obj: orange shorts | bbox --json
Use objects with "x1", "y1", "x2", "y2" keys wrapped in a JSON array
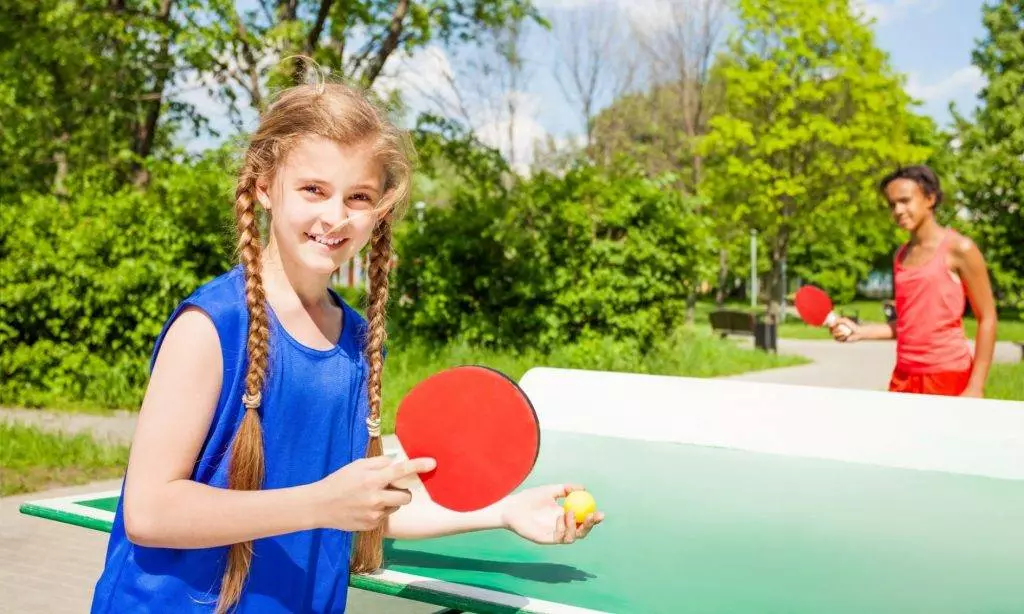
[{"x1": 888, "y1": 368, "x2": 972, "y2": 396}]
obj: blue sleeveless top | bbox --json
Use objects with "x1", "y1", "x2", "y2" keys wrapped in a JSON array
[{"x1": 91, "y1": 266, "x2": 372, "y2": 613}]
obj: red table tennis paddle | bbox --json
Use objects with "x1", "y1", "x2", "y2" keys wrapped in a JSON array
[
  {"x1": 392, "y1": 366, "x2": 540, "y2": 512},
  {"x1": 794, "y1": 285, "x2": 851, "y2": 337}
]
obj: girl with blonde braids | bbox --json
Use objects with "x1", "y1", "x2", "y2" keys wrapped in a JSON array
[{"x1": 91, "y1": 80, "x2": 602, "y2": 614}]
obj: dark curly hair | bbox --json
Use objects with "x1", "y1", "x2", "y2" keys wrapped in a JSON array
[{"x1": 879, "y1": 165, "x2": 944, "y2": 207}]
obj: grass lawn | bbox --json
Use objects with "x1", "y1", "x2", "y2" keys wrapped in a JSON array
[
  {"x1": 0, "y1": 423, "x2": 129, "y2": 496},
  {"x1": 377, "y1": 328, "x2": 806, "y2": 433},
  {"x1": 695, "y1": 300, "x2": 1024, "y2": 343},
  {"x1": 988, "y1": 362, "x2": 1024, "y2": 402}
]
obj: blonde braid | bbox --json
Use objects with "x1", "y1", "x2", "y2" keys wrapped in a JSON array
[
  {"x1": 216, "y1": 168, "x2": 270, "y2": 614},
  {"x1": 350, "y1": 218, "x2": 393, "y2": 573}
]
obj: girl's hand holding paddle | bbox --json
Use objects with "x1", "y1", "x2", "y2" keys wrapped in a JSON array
[
  {"x1": 500, "y1": 484, "x2": 604, "y2": 545},
  {"x1": 313, "y1": 456, "x2": 436, "y2": 532}
]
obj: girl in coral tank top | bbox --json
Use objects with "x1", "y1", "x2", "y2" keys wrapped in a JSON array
[{"x1": 830, "y1": 165, "x2": 998, "y2": 398}]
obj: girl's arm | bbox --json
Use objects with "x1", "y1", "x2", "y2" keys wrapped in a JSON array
[
  {"x1": 830, "y1": 318, "x2": 896, "y2": 342},
  {"x1": 385, "y1": 482, "x2": 602, "y2": 544},
  {"x1": 952, "y1": 237, "x2": 998, "y2": 397},
  {"x1": 123, "y1": 307, "x2": 429, "y2": 549},
  {"x1": 123, "y1": 307, "x2": 318, "y2": 547},
  {"x1": 383, "y1": 489, "x2": 505, "y2": 540}
]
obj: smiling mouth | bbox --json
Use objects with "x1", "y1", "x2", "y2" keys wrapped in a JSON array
[{"x1": 305, "y1": 233, "x2": 349, "y2": 250}]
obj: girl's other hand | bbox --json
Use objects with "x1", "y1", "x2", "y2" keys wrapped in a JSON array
[{"x1": 500, "y1": 484, "x2": 604, "y2": 545}]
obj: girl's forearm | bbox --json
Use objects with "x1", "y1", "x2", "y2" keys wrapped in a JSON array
[
  {"x1": 385, "y1": 490, "x2": 505, "y2": 540},
  {"x1": 124, "y1": 479, "x2": 325, "y2": 549}
]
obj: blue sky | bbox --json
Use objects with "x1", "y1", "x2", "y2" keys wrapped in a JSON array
[
  {"x1": 182, "y1": 0, "x2": 991, "y2": 161},
  {"x1": 383, "y1": 0, "x2": 992, "y2": 168},
  {"x1": 864, "y1": 0, "x2": 988, "y2": 126}
]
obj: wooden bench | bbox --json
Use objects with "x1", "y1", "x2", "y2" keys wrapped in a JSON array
[
  {"x1": 709, "y1": 310, "x2": 777, "y2": 352},
  {"x1": 709, "y1": 310, "x2": 757, "y2": 338}
]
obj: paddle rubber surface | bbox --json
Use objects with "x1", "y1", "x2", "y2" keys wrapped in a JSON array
[
  {"x1": 395, "y1": 366, "x2": 540, "y2": 512},
  {"x1": 794, "y1": 285, "x2": 835, "y2": 327}
]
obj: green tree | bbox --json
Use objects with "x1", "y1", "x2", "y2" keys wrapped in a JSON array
[
  {"x1": 0, "y1": 0, "x2": 541, "y2": 195},
  {"x1": 590, "y1": 84, "x2": 698, "y2": 186},
  {"x1": 952, "y1": 0, "x2": 1023, "y2": 310},
  {"x1": 700, "y1": 0, "x2": 934, "y2": 310},
  {"x1": 195, "y1": 0, "x2": 544, "y2": 120},
  {"x1": 588, "y1": 67, "x2": 726, "y2": 309},
  {"x1": 0, "y1": 0, "x2": 208, "y2": 194}
]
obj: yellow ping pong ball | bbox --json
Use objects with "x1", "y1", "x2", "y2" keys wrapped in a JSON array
[{"x1": 563, "y1": 490, "x2": 597, "y2": 525}]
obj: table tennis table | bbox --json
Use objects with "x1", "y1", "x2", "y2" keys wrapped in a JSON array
[{"x1": 20, "y1": 368, "x2": 1024, "y2": 613}]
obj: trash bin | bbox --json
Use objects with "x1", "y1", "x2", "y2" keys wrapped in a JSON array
[{"x1": 754, "y1": 318, "x2": 777, "y2": 353}]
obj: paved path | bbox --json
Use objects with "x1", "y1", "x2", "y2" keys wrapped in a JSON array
[
  {"x1": 1, "y1": 477, "x2": 436, "y2": 614},
  {"x1": 0, "y1": 426, "x2": 421, "y2": 613},
  {"x1": 0, "y1": 408, "x2": 137, "y2": 444},
  {"x1": 0, "y1": 408, "x2": 408, "y2": 449},
  {"x1": 724, "y1": 339, "x2": 1020, "y2": 390},
  {"x1": 1, "y1": 480, "x2": 122, "y2": 613},
  {"x1": 3, "y1": 339, "x2": 1020, "y2": 612}
]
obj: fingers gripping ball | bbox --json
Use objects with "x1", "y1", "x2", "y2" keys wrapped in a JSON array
[{"x1": 562, "y1": 490, "x2": 597, "y2": 525}]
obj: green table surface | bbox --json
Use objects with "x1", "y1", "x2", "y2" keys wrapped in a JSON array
[{"x1": 21, "y1": 430, "x2": 1024, "y2": 613}]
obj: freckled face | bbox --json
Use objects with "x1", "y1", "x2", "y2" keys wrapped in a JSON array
[{"x1": 258, "y1": 136, "x2": 384, "y2": 276}]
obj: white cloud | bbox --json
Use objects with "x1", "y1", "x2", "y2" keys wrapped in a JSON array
[
  {"x1": 171, "y1": 49, "x2": 284, "y2": 153},
  {"x1": 906, "y1": 66, "x2": 985, "y2": 103},
  {"x1": 374, "y1": 45, "x2": 462, "y2": 119},
  {"x1": 534, "y1": 0, "x2": 595, "y2": 8},
  {"x1": 536, "y1": 0, "x2": 686, "y2": 34},
  {"x1": 622, "y1": 0, "x2": 682, "y2": 34},
  {"x1": 171, "y1": 68, "x2": 250, "y2": 154},
  {"x1": 377, "y1": 46, "x2": 550, "y2": 173},
  {"x1": 854, "y1": 0, "x2": 943, "y2": 25},
  {"x1": 474, "y1": 91, "x2": 549, "y2": 173}
]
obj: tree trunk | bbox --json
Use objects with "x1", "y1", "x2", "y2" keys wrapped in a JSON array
[
  {"x1": 52, "y1": 132, "x2": 70, "y2": 197},
  {"x1": 294, "y1": 0, "x2": 336, "y2": 84},
  {"x1": 584, "y1": 101, "x2": 594, "y2": 149},
  {"x1": 131, "y1": 0, "x2": 175, "y2": 187},
  {"x1": 767, "y1": 227, "x2": 790, "y2": 324},
  {"x1": 715, "y1": 247, "x2": 728, "y2": 305},
  {"x1": 360, "y1": 0, "x2": 409, "y2": 87},
  {"x1": 692, "y1": 152, "x2": 703, "y2": 192}
]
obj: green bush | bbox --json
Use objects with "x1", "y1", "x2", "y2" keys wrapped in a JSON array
[
  {"x1": 0, "y1": 154, "x2": 236, "y2": 408},
  {"x1": 394, "y1": 160, "x2": 715, "y2": 350}
]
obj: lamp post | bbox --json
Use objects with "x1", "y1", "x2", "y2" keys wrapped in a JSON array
[
  {"x1": 750, "y1": 229, "x2": 758, "y2": 309},
  {"x1": 414, "y1": 201, "x2": 425, "y2": 233}
]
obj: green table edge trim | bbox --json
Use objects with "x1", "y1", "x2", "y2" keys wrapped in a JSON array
[
  {"x1": 351, "y1": 573, "x2": 529, "y2": 613},
  {"x1": 19, "y1": 502, "x2": 114, "y2": 533},
  {"x1": 19, "y1": 503, "x2": 531, "y2": 613}
]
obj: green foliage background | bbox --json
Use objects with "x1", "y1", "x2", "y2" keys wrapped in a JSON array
[
  {"x1": 1, "y1": 0, "x2": 1020, "y2": 411},
  {"x1": 1, "y1": 154, "x2": 236, "y2": 408},
  {"x1": 394, "y1": 159, "x2": 714, "y2": 350}
]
